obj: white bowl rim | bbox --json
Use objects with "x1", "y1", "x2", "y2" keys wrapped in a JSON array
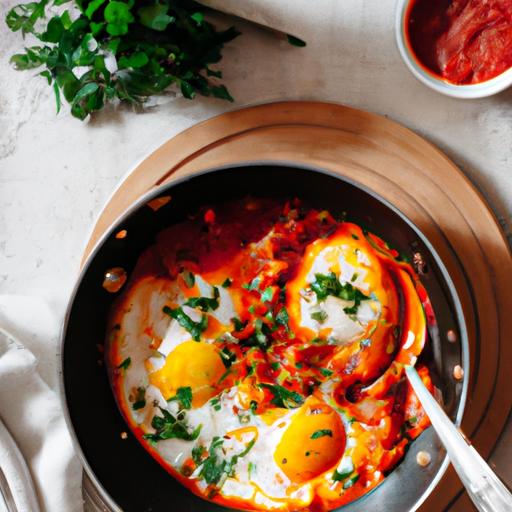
[{"x1": 395, "y1": 0, "x2": 512, "y2": 99}]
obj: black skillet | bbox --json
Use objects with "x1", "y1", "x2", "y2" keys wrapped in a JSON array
[{"x1": 61, "y1": 164, "x2": 468, "y2": 512}]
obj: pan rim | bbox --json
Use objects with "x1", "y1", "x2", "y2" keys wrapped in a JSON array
[{"x1": 59, "y1": 161, "x2": 470, "y2": 512}]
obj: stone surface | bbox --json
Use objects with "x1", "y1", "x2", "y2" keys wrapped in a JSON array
[{"x1": 0, "y1": 0, "x2": 510, "y2": 508}]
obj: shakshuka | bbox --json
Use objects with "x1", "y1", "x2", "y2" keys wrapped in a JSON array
[{"x1": 106, "y1": 198, "x2": 433, "y2": 511}]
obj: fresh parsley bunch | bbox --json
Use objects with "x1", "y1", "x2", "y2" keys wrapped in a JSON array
[{"x1": 5, "y1": 0, "x2": 240, "y2": 119}]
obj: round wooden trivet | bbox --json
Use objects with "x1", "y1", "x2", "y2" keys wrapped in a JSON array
[{"x1": 82, "y1": 101, "x2": 512, "y2": 512}]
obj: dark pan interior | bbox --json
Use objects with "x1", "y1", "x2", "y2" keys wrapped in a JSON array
[{"x1": 62, "y1": 164, "x2": 466, "y2": 512}]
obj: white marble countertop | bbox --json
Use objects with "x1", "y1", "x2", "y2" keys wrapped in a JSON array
[{"x1": 1, "y1": 0, "x2": 511, "y2": 510}]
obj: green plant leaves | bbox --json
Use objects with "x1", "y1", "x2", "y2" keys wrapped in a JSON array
[
  {"x1": 104, "y1": 1, "x2": 133, "y2": 36},
  {"x1": 4, "y1": 0, "x2": 276, "y2": 119}
]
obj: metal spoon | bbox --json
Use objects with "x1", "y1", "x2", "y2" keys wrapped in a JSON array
[{"x1": 405, "y1": 365, "x2": 512, "y2": 512}]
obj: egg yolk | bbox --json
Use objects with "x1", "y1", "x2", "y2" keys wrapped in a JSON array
[
  {"x1": 274, "y1": 400, "x2": 346, "y2": 483},
  {"x1": 149, "y1": 341, "x2": 225, "y2": 407}
]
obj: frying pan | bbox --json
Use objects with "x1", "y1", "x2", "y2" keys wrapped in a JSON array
[{"x1": 61, "y1": 163, "x2": 469, "y2": 512}]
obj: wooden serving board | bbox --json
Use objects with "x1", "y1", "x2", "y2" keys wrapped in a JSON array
[{"x1": 82, "y1": 101, "x2": 512, "y2": 512}]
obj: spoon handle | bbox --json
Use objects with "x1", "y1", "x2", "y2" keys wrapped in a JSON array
[{"x1": 405, "y1": 365, "x2": 512, "y2": 512}]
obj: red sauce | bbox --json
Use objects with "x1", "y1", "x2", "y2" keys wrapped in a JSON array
[{"x1": 407, "y1": 0, "x2": 512, "y2": 84}]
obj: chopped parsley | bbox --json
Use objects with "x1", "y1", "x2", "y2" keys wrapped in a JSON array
[
  {"x1": 276, "y1": 307, "x2": 294, "y2": 337},
  {"x1": 163, "y1": 305, "x2": 208, "y2": 341},
  {"x1": 143, "y1": 407, "x2": 201, "y2": 444},
  {"x1": 117, "y1": 357, "x2": 131, "y2": 370},
  {"x1": 210, "y1": 397, "x2": 222, "y2": 411},
  {"x1": 132, "y1": 387, "x2": 146, "y2": 410},
  {"x1": 232, "y1": 317, "x2": 247, "y2": 332},
  {"x1": 343, "y1": 474, "x2": 360, "y2": 489},
  {"x1": 310, "y1": 272, "x2": 369, "y2": 315},
  {"x1": 310, "y1": 429, "x2": 333, "y2": 439},
  {"x1": 182, "y1": 271, "x2": 195, "y2": 288},
  {"x1": 184, "y1": 286, "x2": 220, "y2": 312},
  {"x1": 311, "y1": 310, "x2": 327, "y2": 323},
  {"x1": 221, "y1": 278, "x2": 232, "y2": 288},
  {"x1": 242, "y1": 276, "x2": 261, "y2": 291},
  {"x1": 260, "y1": 286, "x2": 274, "y2": 303},
  {"x1": 167, "y1": 386, "x2": 193, "y2": 410},
  {"x1": 319, "y1": 367, "x2": 334, "y2": 377},
  {"x1": 259, "y1": 383, "x2": 305, "y2": 409},
  {"x1": 219, "y1": 347, "x2": 236, "y2": 368},
  {"x1": 332, "y1": 469, "x2": 353, "y2": 482},
  {"x1": 197, "y1": 436, "x2": 256, "y2": 487}
]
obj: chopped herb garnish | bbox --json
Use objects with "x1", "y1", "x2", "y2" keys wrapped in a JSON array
[
  {"x1": 343, "y1": 474, "x2": 360, "y2": 489},
  {"x1": 248, "y1": 461, "x2": 256, "y2": 478},
  {"x1": 210, "y1": 397, "x2": 222, "y2": 411},
  {"x1": 232, "y1": 317, "x2": 247, "y2": 331},
  {"x1": 311, "y1": 310, "x2": 328, "y2": 323},
  {"x1": 295, "y1": 362, "x2": 304, "y2": 369},
  {"x1": 221, "y1": 278, "x2": 232, "y2": 288},
  {"x1": 259, "y1": 383, "x2": 305, "y2": 409},
  {"x1": 270, "y1": 361, "x2": 280, "y2": 370},
  {"x1": 163, "y1": 305, "x2": 208, "y2": 341},
  {"x1": 351, "y1": 272, "x2": 359, "y2": 283},
  {"x1": 332, "y1": 469, "x2": 353, "y2": 482},
  {"x1": 117, "y1": 357, "x2": 131, "y2": 370},
  {"x1": 243, "y1": 276, "x2": 261, "y2": 291},
  {"x1": 168, "y1": 386, "x2": 193, "y2": 410},
  {"x1": 248, "y1": 305, "x2": 256, "y2": 314},
  {"x1": 310, "y1": 429, "x2": 333, "y2": 439},
  {"x1": 260, "y1": 286, "x2": 274, "y2": 303},
  {"x1": 220, "y1": 347, "x2": 236, "y2": 368},
  {"x1": 319, "y1": 367, "x2": 334, "y2": 377},
  {"x1": 184, "y1": 286, "x2": 220, "y2": 312},
  {"x1": 218, "y1": 368, "x2": 232, "y2": 384},
  {"x1": 310, "y1": 272, "x2": 369, "y2": 315},
  {"x1": 351, "y1": 233, "x2": 359, "y2": 240},
  {"x1": 192, "y1": 444, "x2": 205, "y2": 465},
  {"x1": 197, "y1": 436, "x2": 255, "y2": 487},
  {"x1": 276, "y1": 307, "x2": 294, "y2": 337},
  {"x1": 143, "y1": 407, "x2": 201, "y2": 444},
  {"x1": 250, "y1": 400, "x2": 258, "y2": 414},
  {"x1": 183, "y1": 271, "x2": 195, "y2": 288},
  {"x1": 132, "y1": 387, "x2": 146, "y2": 410}
]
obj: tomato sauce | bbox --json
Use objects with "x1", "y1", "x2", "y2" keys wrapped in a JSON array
[{"x1": 407, "y1": 0, "x2": 512, "y2": 84}]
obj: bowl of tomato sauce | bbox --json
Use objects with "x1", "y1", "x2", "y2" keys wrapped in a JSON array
[{"x1": 396, "y1": 0, "x2": 512, "y2": 98}]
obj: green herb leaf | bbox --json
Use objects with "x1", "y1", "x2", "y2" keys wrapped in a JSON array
[
  {"x1": 221, "y1": 277, "x2": 232, "y2": 288},
  {"x1": 168, "y1": 386, "x2": 193, "y2": 410},
  {"x1": 260, "y1": 287, "x2": 274, "y2": 303},
  {"x1": 184, "y1": 287, "x2": 220, "y2": 312},
  {"x1": 311, "y1": 310, "x2": 327, "y2": 323},
  {"x1": 310, "y1": 429, "x2": 333, "y2": 439},
  {"x1": 310, "y1": 272, "x2": 369, "y2": 315},
  {"x1": 163, "y1": 305, "x2": 208, "y2": 341},
  {"x1": 117, "y1": 357, "x2": 131, "y2": 370},
  {"x1": 259, "y1": 383, "x2": 304, "y2": 409},
  {"x1": 220, "y1": 347, "x2": 236, "y2": 368},
  {"x1": 143, "y1": 407, "x2": 201, "y2": 443},
  {"x1": 319, "y1": 367, "x2": 333, "y2": 377},
  {"x1": 104, "y1": 1, "x2": 134, "y2": 36},
  {"x1": 332, "y1": 469, "x2": 353, "y2": 482},
  {"x1": 138, "y1": 4, "x2": 174, "y2": 31},
  {"x1": 343, "y1": 473, "x2": 360, "y2": 489},
  {"x1": 182, "y1": 271, "x2": 195, "y2": 288},
  {"x1": 132, "y1": 387, "x2": 146, "y2": 410}
]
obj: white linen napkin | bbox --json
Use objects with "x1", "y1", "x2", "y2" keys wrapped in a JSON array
[{"x1": 0, "y1": 297, "x2": 82, "y2": 512}]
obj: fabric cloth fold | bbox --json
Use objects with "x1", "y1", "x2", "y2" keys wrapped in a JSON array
[{"x1": 0, "y1": 297, "x2": 82, "y2": 512}]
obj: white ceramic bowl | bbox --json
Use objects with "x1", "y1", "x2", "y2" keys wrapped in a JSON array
[{"x1": 395, "y1": 0, "x2": 512, "y2": 98}]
